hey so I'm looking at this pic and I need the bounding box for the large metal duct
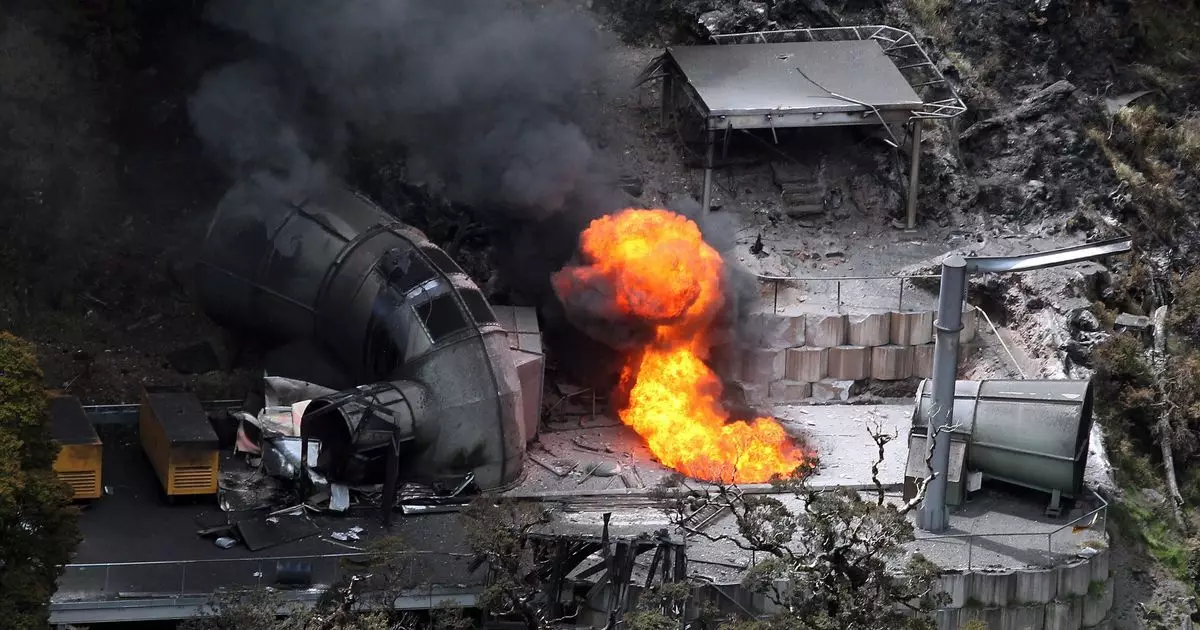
[907,379,1094,502]
[195,182,526,493]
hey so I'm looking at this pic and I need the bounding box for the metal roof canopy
[655,25,966,228]
[666,40,923,130]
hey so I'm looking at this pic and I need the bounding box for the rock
[812,379,854,402]
[1061,339,1093,366]
[768,380,812,403]
[847,312,891,347]
[805,313,847,347]
[1069,308,1101,333]
[1114,312,1152,331]
[1067,262,1110,301]
[785,347,828,383]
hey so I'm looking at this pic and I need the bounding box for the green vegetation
[1091,270,1200,598]
[0,332,79,629]
[1111,496,1191,579]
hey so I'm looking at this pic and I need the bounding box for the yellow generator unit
[139,387,219,498]
[50,396,104,501]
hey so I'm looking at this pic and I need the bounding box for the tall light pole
[918,237,1134,533]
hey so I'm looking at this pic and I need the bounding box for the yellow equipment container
[138,387,219,497]
[50,395,104,501]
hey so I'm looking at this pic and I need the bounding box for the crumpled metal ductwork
[195,181,526,493]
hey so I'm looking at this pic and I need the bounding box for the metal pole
[918,255,966,533]
[702,128,716,218]
[905,119,923,230]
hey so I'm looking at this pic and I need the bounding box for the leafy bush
[1168,270,1200,344]
[1092,333,1157,440]
[0,332,79,630]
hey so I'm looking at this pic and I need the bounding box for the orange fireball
[553,209,805,483]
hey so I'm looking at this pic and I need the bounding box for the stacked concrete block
[745,312,805,349]
[738,303,978,401]
[710,343,742,381]
[804,313,847,347]
[889,310,935,346]
[960,305,978,343]
[847,312,891,347]
[739,383,768,407]
[812,379,853,402]
[912,343,935,379]
[930,547,1112,630]
[741,349,785,385]
[784,347,828,383]
[871,345,914,381]
[827,346,871,381]
[768,380,812,403]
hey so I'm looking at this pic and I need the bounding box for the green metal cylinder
[911,379,1094,498]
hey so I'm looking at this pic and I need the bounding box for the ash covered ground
[3,0,1198,624]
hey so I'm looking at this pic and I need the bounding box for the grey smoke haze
[190,0,615,217]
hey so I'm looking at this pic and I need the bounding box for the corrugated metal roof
[667,40,923,116]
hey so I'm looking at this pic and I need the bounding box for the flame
[553,209,806,483]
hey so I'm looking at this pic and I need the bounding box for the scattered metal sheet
[263,376,338,408]
[330,484,351,512]
[235,513,321,552]
[1104,90,1154,115]
[400,503,467,515]
[263,437,321,480]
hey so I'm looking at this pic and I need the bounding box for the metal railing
[756,273,940,314]
[54,550,480,603]
[912,490,1110,571]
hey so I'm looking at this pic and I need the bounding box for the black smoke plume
[189,0,619,220]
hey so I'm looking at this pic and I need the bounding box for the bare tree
[460,497,558,628]
[650,423,948,630]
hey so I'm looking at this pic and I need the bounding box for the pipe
[918,255,965,533]
[916,238,1131,531]
[196,181,527,497]
[965,237,1132,274]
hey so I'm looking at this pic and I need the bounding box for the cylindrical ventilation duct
[911,379,1094,498]
[195,181,526,489]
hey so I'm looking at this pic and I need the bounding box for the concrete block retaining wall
[735,307,979,404]
[933,547,1113,630]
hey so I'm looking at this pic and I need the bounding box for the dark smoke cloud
[190,60,343,200]
[190,0,617,218]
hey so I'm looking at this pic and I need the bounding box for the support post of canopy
[906,118,924,230]
[702,128,716,218]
